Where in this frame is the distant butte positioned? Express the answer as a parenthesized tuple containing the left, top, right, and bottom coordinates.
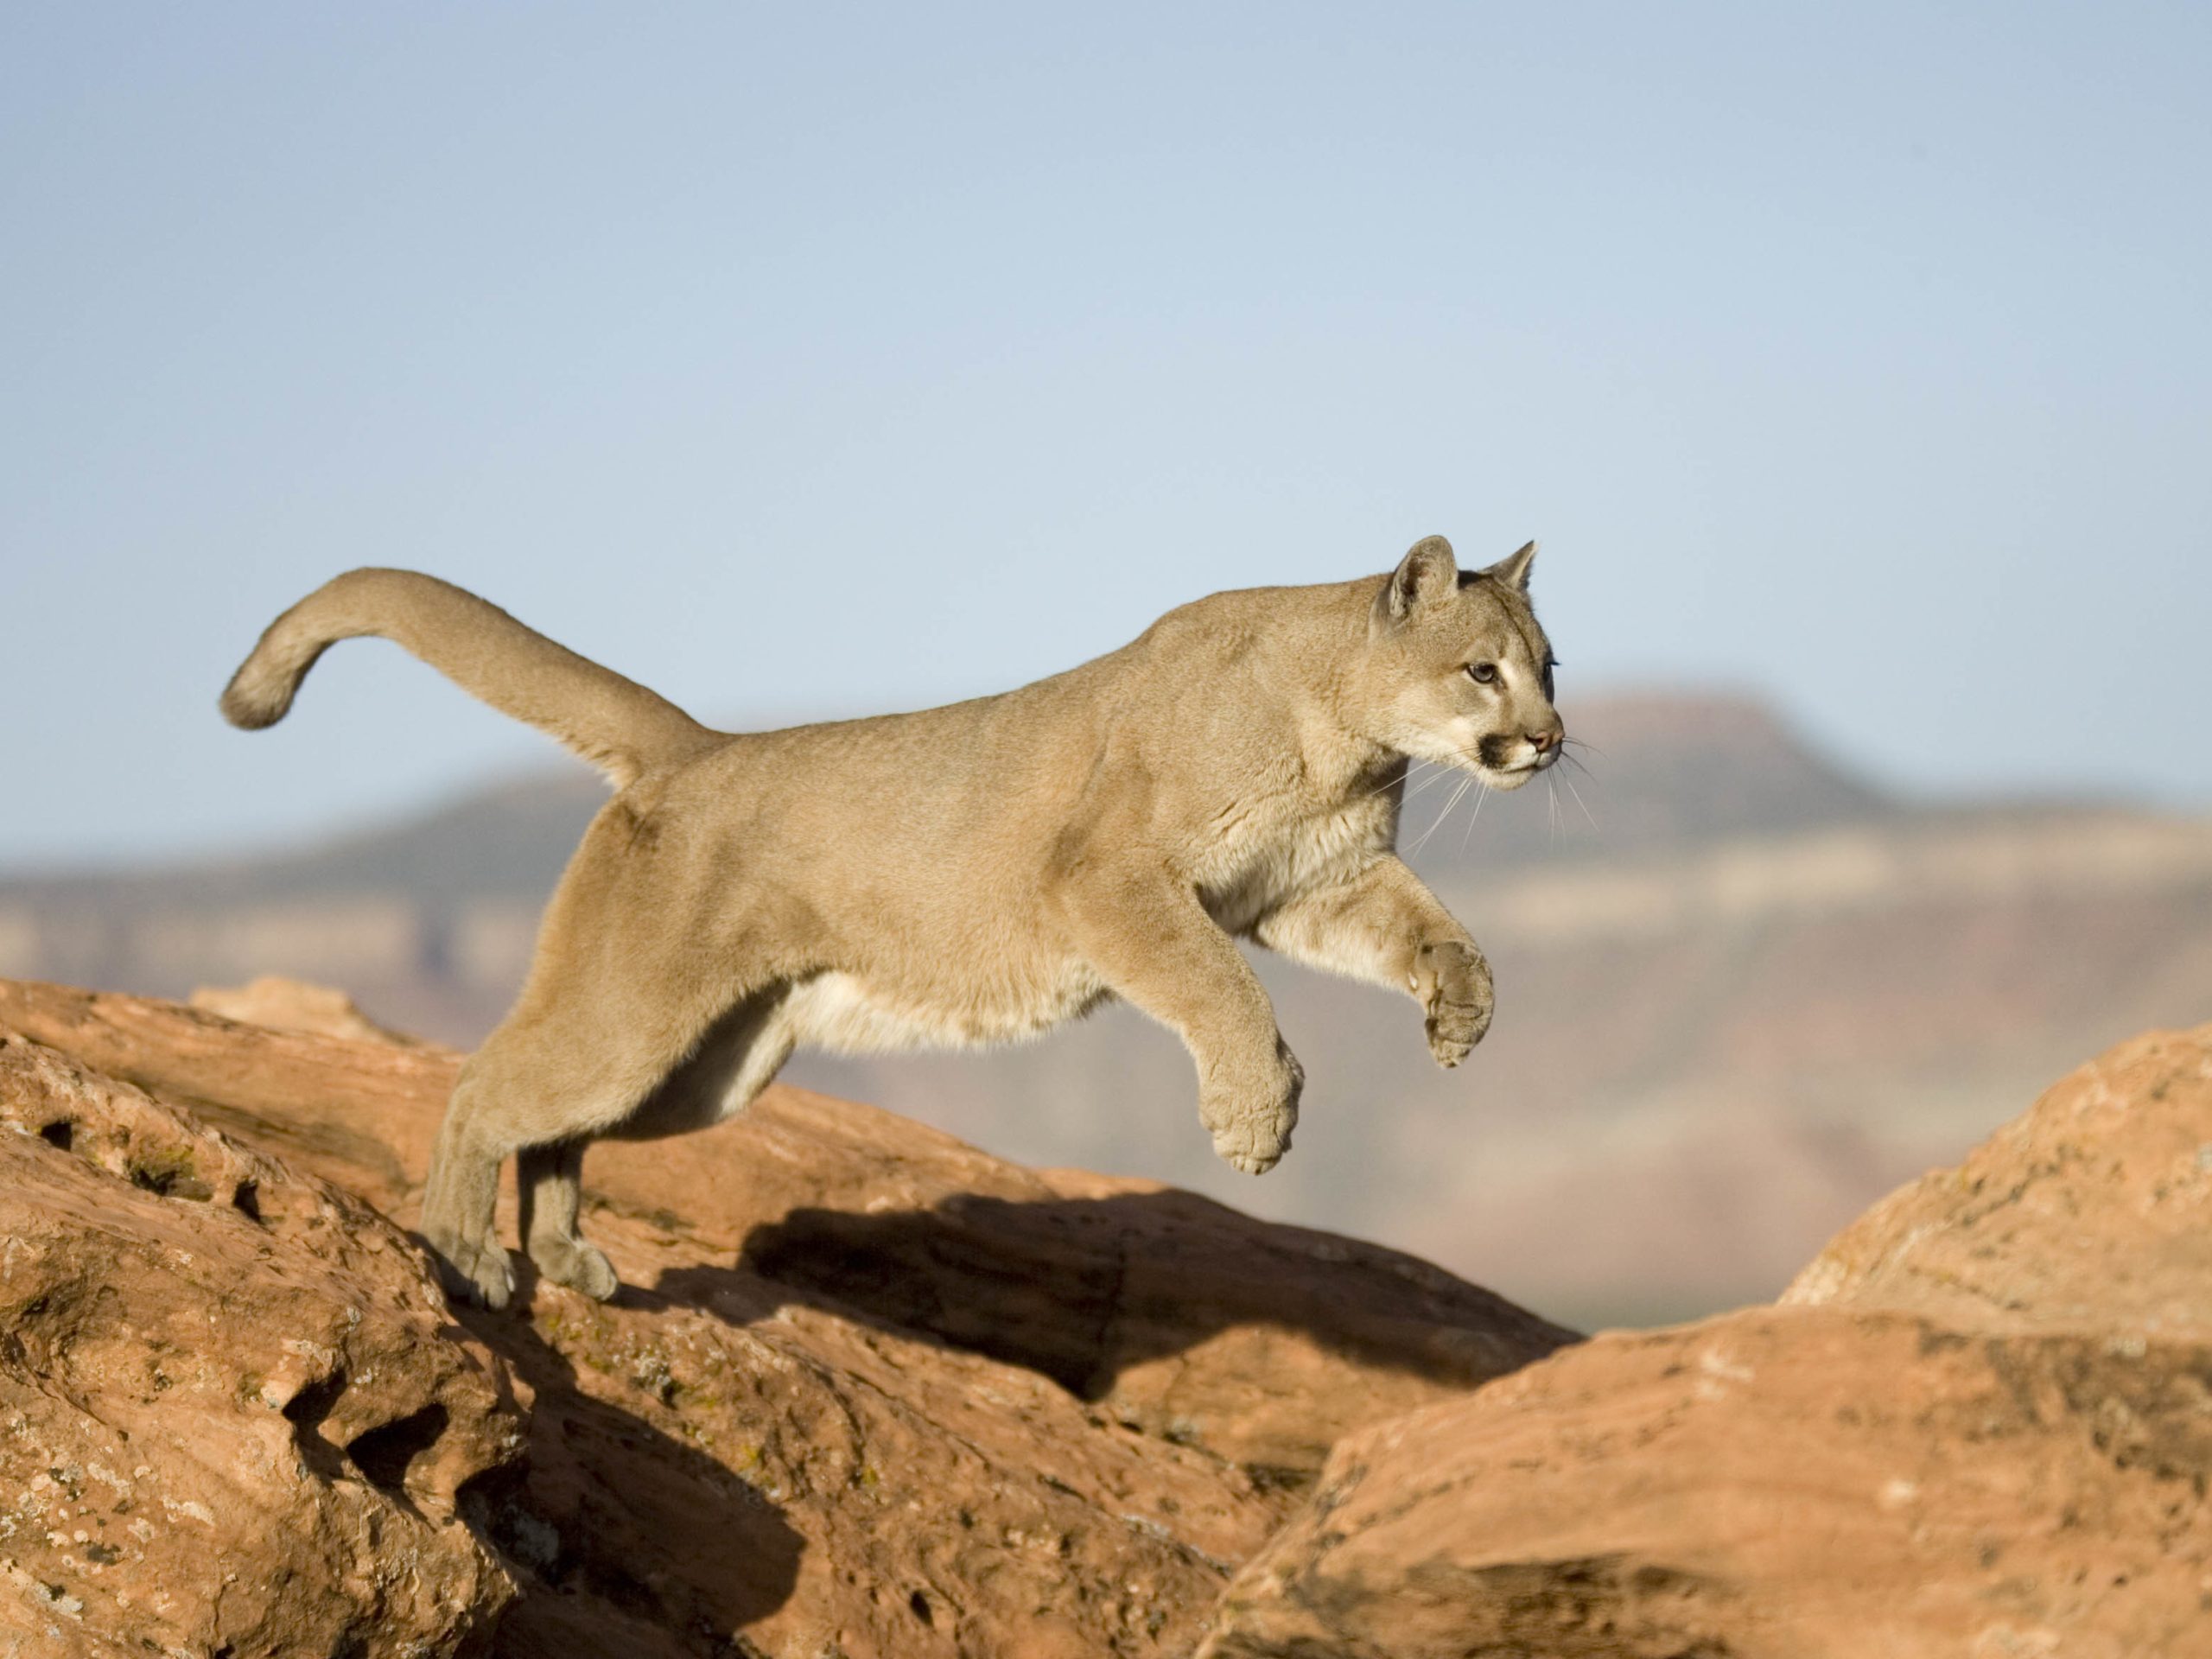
(1, 686, 2207, 1326)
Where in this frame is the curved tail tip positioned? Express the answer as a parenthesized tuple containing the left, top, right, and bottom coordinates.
(219, 665, 291, 730)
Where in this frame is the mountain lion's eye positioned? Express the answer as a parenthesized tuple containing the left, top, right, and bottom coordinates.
(1466, 662, 1498, 684)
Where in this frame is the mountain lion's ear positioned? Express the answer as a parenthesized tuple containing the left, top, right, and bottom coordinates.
(1382, 535, 1458, 622)
(1479, 540, 1538, 593)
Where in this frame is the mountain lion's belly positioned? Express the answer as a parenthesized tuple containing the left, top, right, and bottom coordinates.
(785, 963, 1109, 1054)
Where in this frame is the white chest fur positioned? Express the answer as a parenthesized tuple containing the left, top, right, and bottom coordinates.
(1196, 791, 1397, 935)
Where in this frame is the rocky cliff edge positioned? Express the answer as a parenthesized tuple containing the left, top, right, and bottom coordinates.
(0, 977, 1570, 1658)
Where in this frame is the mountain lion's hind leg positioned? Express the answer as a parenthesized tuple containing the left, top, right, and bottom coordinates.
(1061, 869, 1301, 1173)
(518, 1139, 617, 1300)
(418, 1066, 522, 1310)
(419, 982, 709, 1309)
(512, 987, 796, 1302)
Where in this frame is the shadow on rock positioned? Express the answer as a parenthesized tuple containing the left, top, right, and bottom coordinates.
(664, 1188, 1572, 1404)
(450, 1268, 806, 1659)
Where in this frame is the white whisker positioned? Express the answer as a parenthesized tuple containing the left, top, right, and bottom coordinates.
(1402, 765, 1461, 803)
(1458, 779, 1491, 855)
(1360, 760, 1462, 804)
(1559, 766, 1598, 833)
(1407, 773, 1475, 856)
(1359, 763, 1414, 802)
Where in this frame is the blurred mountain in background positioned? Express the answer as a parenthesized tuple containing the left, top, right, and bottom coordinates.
(6, 689, 2207, 1329)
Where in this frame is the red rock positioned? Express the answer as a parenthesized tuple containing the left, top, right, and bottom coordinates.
(192, 974, 438, 1049)
(1198, 1307, 2212, 1659)
(0, 1027, 518, 1658)
(1197, 1024, 2212, 1659)
(0, 980, 1569, 1656)
(1784, 1022, 2212, 1338)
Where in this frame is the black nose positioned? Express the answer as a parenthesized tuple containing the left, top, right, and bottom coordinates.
(1529, 727, 1562, 754)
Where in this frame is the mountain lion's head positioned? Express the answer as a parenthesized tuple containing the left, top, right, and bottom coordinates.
(1360, 535, 1563, 791)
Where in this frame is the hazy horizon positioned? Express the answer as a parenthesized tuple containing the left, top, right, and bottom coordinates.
(6, 3, 2209, 870)
(0, 672, 2181, 887)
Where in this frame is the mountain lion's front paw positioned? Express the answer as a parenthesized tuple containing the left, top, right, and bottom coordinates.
(1415, 938, 1493, 1068)
(1203, 1046, 1304, 1174)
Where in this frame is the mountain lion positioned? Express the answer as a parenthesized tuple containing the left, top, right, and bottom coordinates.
(221, 535, 1563, 1307)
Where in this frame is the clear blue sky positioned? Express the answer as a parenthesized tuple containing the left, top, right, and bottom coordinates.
(4, 3, 2207, 868)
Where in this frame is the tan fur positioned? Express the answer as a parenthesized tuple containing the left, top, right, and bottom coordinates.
(222, 536, 1564, 1306)
(220, 568, 718, 788)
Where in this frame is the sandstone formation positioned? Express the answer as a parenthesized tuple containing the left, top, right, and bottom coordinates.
(17, 969, 2203, 1658)
(1197, 1022, 2212, 1659)
(0, 978, 1573, 1657)
(1783, 1022, 2212, 1339)
(0, 1024, 518, 1658)
(191, 973, 435, 1049)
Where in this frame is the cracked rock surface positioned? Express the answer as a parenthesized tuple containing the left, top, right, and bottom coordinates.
(0, 978, 1570, 1657)
(0, 1020, 519, 1659)
(1195, 1023, 2212, 1659)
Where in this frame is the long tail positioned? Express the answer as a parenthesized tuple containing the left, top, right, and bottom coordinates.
(220, 569, 719, 787)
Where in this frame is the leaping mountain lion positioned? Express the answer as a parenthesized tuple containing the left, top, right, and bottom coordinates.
(221, 535, 1563, 1307)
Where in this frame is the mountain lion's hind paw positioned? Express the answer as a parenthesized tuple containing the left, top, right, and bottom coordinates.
(429, 1231, 516, 1312)
(531, 1232, 620, 1301)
